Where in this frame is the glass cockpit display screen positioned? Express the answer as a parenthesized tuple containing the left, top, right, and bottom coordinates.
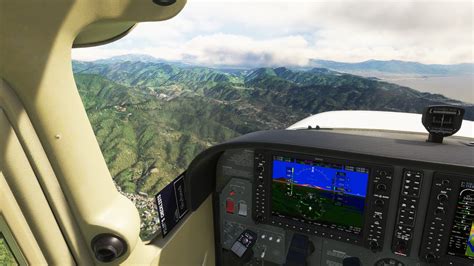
(447, 181, 474, 260)
(271, 155, 369, 234)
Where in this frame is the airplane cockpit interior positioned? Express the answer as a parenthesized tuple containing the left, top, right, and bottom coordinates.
(1, 0, 473, 265)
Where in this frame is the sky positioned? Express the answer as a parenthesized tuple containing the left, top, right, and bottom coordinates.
(72, 0, 473, 67)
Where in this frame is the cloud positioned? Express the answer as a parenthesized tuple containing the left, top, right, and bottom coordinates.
(72, 0, 473, 66)
(178, 34, 312, 67)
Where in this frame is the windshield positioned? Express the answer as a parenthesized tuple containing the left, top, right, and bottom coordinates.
(72, 0, 473, 239)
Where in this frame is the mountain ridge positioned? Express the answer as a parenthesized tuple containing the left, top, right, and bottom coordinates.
(75, 54, 474, 76)
(310, 59, 473, 76)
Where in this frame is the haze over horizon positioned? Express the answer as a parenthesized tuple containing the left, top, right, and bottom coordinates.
(72, 0, 473, 67)
(74, 53, 473, 67)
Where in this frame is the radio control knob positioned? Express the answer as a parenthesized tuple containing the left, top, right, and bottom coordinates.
(374, 199, 384, 207)
(369, 240, 379, 252)
(395, 240, 407, 254)
(437, 193, 448, 202)
(425, 253, 436, 263)
(342, 257, 361, 266)
(376, 183, 387, 192)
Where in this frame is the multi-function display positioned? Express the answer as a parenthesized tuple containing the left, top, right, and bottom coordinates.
(447, 181, 474, 259)
(270, 155, 370, 234)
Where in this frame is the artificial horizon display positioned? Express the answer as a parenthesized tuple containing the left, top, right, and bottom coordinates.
(271, 155, 369, 234)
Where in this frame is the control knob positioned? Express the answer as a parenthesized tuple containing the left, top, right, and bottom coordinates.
(395, 240, 407, 254)
(437, 193, 448, 202)
(374, 199, 384, 207)
(376, 183, 387, 192)
(425, 253, 436, 263)
(369, 240, 380, 252)
(343, 257, 361, 266)
(441, 179, 450, 186)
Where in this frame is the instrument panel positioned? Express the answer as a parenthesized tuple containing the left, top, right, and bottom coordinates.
(201, 130, 474, 266)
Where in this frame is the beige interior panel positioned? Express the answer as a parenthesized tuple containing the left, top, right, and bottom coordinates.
(0, 174, 45, 265)
(0, 109, 74, 264)
(0, 79, 93, 264)
(121, 195, 216, 265)
(155, 195, 216, 266)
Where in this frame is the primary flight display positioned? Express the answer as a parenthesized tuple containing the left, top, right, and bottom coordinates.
(271, 155, 370, 233)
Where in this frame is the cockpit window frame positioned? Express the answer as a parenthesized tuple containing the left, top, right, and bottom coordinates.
(0, 216, 27, 266)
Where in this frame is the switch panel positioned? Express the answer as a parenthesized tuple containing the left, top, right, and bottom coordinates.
(219, 177, 287, 264)
(392, 169, 423, 256)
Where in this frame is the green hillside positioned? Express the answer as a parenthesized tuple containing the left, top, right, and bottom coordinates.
(0, 235, 17, 266)
(73, 59, 473, 238)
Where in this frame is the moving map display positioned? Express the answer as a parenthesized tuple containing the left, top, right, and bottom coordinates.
(271, 155, 369, 233)
(467, 223, 474, 257)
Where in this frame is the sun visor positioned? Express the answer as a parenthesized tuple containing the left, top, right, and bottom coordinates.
(73, 22, 136, 48)
(73, 0, 186, 48)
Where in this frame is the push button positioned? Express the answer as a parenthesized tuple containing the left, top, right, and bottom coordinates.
(226, 199, 235, 214)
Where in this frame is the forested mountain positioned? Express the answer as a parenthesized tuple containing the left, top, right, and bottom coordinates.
(0, 237, 16, 266)
(73, 58, 473, 237)
(74, 59, 473, 194)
